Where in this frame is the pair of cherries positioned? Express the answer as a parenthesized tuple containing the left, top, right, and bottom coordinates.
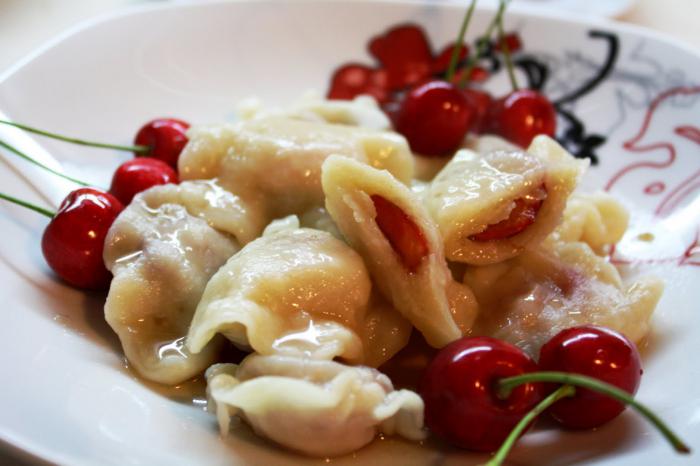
(394, 79, 556, 157)
(420, 325, 689, 463)
(22, 118, 190, 290)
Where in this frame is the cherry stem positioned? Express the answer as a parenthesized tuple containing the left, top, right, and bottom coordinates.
(445, 0, 478, 83)
(0, 192, 54, 218)
(0, 139, 90, 187)
(498, 371, 691, 454)
(0, 119, 149, 154)
(496, 1, 519, 91)
(486, 385, 576, 466)
(459, 0, 508, 88)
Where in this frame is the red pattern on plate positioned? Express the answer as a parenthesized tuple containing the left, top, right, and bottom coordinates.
(607, 86, 700, 267)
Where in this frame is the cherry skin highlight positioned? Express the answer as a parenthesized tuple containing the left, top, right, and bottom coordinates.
(134, 118, 190, 168)
(41, 188, 124, 290)
(420, 336, 543, 452)
(109, 157, 178, 205)
(539, 325, 643, 429)
(395, 80, 474, 156)
(488, 89, 556, 148)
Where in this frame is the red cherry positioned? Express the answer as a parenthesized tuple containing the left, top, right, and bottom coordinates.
(539, 325, 643, 429)
(488, 89, 556, 148)
(368, 24, 434, 90)
(41, 188, 124, 290)
(469, 184, 546, 242)
(134, 118, 190, 168)
(494, 32, 523, 53)
(462, 87, 494, 134)
(432, 42, 470, 75)
(372, 195, 429, 273)
(420, 336, 543, 452)
(327, 64, 390, 103)
(109, 157, 178, 205)
(395, 80, 474, 156)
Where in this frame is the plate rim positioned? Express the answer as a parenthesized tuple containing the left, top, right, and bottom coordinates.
(1, 1, 699, 464)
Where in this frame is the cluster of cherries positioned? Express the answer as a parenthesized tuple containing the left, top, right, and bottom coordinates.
(327, 5, 556, 156)
(420, 325, 689, 464)
(0, 117, 190, 289)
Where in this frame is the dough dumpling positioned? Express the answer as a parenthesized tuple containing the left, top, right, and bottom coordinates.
(464, 241, 663, 355)
(426, 135, 587, 265)
(187, 226, 410, 366)
(103, 182, 242, 384)
(178, 116, 415, 223)
(547, 191, 629, 254)
(322, 155, 478, 348)
(238, 93, 392, 130)
(206, 355, 425, 457)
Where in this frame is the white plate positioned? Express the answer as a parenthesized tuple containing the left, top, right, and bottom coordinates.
(0, 1, 698, 465)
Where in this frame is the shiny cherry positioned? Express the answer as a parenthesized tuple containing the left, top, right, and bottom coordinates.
(109, 157, 178, 205)
(41, 188, 124, 290)
(488, 89, 556, 148)
(420, 336, 543, 452)
(462, 87, 494, 134)
(395, 80, 474, 156)
(372, 195, 429, 272)
(539, 325, 643, 430)
(134, 118, 190, 168)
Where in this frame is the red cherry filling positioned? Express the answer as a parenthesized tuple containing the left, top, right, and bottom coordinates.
(395, 80, 474, 156)
(420, 336, 543, 452)
(109, 157, 178, 205)
(41, 188, 124, 290)
(539, 325, 643, 429)
(134, 118, 190, 168)
(371, 194, 429, 273)
(487, 89, 556, 148)
(469, 184, 546, 242)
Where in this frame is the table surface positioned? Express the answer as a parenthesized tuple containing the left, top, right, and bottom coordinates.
(0, 0, 697, 464)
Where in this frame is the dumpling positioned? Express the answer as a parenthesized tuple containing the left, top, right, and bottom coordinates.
(206, 354, 425, 457)
(425, 135, 588, 265)
(322, 155, 478, 348)
(103, 182, 242, 384)
(187, 225, 411, 366)
(547, 191, 629, 255)
(136, 180, 266, 245)
(238, 92, 392, 130)
(178, 115, 415, 222)
(463, 240, 663, 356)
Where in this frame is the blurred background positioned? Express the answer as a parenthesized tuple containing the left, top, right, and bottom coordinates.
(0, 0, 698, 75)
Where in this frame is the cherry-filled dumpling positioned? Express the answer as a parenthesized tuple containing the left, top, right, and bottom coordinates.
(238, 93, 392, 130)
(425, 135, 587, 265)
(464, 240, 663, 356)
(178, 115, 414, 224)
(186, 223, 412, 367)
(322, 155, 478, 348)
(103, 181, 245, 384)
(547, 191, 629, 255)
(206, 354, 425, 457)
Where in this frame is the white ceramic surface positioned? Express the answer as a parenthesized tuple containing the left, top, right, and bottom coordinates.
(0, 1, 698, 465)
